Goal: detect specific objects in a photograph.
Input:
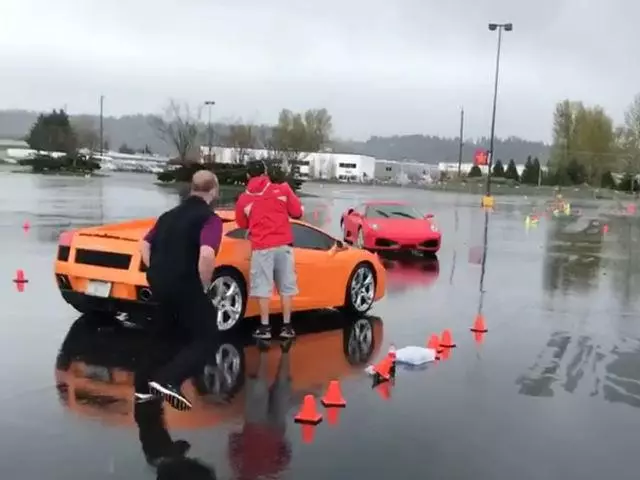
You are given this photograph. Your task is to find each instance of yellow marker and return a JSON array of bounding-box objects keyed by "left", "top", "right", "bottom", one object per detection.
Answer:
[{"left": 481, "top": 195, "right": 494, "bottom": 208}]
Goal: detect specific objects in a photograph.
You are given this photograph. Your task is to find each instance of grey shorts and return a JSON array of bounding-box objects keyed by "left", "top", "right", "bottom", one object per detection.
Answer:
[{"left": 249, "top": 245, "right": 299, "bottom": 298}]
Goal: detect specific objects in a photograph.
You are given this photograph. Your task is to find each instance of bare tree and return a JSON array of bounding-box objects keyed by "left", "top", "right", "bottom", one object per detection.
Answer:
[
  {"left": 224, "top": 123, "right": 256, "bottom": 163},
  {"left": 150, "top": 100, "right": 202, "bottom": 164}
]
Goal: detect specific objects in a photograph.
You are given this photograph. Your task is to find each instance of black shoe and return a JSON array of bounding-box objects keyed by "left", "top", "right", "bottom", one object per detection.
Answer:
[
  {"left": 148, "top": 381, "right": 193, "bottom": 411},
  {"left": 253, "top": 325, "right": 271, "bottom": 340},
  {"left": 280, "top": 325, "right": 296, "bottom": 339}
]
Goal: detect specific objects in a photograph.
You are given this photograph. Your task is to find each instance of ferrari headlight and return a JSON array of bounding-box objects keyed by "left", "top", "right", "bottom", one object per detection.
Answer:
[
  {"left": 430, "top": 224, "right": 438, "bottom": 232},
  {"left": 370, "top": 223, "right": 379, "bottom": 230}
]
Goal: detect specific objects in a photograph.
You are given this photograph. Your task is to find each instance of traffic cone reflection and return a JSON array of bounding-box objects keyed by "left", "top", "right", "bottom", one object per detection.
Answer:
[
  {"left": 427, "top": 334, "right": 443, "bottom": 353},
  {"left": 294, "top": 395, "right": 323, "bottom": 425},
  {"left": 440, "top": 329, "right": 456, "bottom": 348},
  {"left": 326, "top": 407, "right": 341, "bottom": 426},
  {"left": 374, "top": 380, "right": 392, "bottom": 400},
  {"left": 473, "top": 330, "right": 486, "bottom": 345},
  {"left": 301, "top": 424, "right": 316, "bottom": 444},
  {"left": 470, "top": 314, "right": 488, "bottom": 333},
  {"left": 13, "top": 269, "right": 28, "bottom": 292},
  {"left": 321, "top": 380, "right": 346, "bottom": 408},
  {"left": 22, "top": 221, "right": 30, "bottom": 232},
  {"left": 439, "top": 347, "right": 452, "bottom": 361}
]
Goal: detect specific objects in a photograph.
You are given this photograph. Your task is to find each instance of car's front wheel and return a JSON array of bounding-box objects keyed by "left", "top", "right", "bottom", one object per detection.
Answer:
[
  {"left": 343, "top": 262, "right": 376, "bottom": 315},
  {"left": 207, "top": 268, "right": 247, "bottom": 332}
]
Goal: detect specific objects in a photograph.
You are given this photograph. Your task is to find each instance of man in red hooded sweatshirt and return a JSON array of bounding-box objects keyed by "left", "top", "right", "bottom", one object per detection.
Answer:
[{"left": 235, "top": 160, "right": 304, "bottom": 340}]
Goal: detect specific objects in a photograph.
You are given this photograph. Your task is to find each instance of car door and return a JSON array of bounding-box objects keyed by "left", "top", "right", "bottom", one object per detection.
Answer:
[
  {"left": 343, "top": 204, "right": 365, "bottom": 242},
  {"left": 290, "top": 223, "right": 345, "bottom": 310},
  {"left": 222, "top": 227, "right": 278, "bottom": 315}
]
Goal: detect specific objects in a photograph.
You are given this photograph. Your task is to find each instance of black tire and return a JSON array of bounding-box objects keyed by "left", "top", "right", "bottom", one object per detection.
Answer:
[
  {"left": 342, "top": 262, "right": 376, "bottom": 315},
  {"left": 342, "top": 317, "right": 376, "bottom": 366},
  {"left": 207, "top": 267, "right": 248, "bottom": 332},
  {"left": 193, "top": 340, "right": 246, "bottom": 402}
]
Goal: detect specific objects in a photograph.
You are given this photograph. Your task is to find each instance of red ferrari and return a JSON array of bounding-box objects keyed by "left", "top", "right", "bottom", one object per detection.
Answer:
[{"left": 340, "top": 201, "right": 441, "bottom": 254}]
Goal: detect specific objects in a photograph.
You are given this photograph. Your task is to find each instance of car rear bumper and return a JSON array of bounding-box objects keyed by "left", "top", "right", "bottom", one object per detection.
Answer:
[{"left": 58, "top": 287, "right": 157, "bottom": 315}]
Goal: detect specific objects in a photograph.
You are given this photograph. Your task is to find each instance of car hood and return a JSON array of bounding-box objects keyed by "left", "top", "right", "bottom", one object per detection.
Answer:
[{"left": 366, "top": 218, "right": 434, "bottom": 234}]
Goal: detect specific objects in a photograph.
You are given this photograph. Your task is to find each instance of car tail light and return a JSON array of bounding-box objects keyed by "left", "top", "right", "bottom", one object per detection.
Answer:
[
  {"left": 59, "top": 231, "right": 74, "bottom": 246},
  {"left": 57, "top": 231, "right": 74, "bottom": 262}
]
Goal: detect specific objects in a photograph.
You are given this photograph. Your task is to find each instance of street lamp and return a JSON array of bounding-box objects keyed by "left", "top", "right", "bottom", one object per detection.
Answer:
[
  {"left": 204, "top": 100, "right": 215, "bottom": 162},
  {"left": 483, "top": 22, "right": 512, "bottom": 208}
]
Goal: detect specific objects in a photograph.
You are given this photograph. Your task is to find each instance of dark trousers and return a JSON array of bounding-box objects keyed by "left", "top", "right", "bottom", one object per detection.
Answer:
[{"left": 136, "top": 280, "right": 219, "bottom": 390}]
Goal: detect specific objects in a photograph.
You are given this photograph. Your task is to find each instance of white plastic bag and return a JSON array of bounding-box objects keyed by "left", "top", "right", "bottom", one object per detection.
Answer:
[{"left": 395, "top": 346, "right": 436, "bottom": 366}]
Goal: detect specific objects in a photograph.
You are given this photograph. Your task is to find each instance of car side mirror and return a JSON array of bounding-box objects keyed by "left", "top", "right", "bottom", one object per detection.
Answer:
[
  {"left": 330, "top": 240, "right": 347, "bottom": 255},
  {"left": 424, "top": 213, "right": 434, "bottom": 219}
]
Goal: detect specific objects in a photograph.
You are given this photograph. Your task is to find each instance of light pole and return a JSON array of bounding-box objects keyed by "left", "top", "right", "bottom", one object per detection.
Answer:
[
  {"left": 204, "top": 100, "right": 215, "bottom": 162},
  {"left": 483, "top": 22, "right": 512, "bottom": 207},
  {"left": 99, "top": 95, "right": 104, "bottom": 157},
  {"left": 457, "top": 107, "right": 464, "bottom": 178}
]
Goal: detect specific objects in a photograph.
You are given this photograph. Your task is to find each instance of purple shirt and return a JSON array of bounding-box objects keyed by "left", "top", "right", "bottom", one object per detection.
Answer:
[{"left": 144, "top": 214, "right": 223, "bottom": 253}]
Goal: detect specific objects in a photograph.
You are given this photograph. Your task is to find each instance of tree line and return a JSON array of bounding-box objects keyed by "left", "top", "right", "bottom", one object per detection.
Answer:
[{"left": 548, "top": 94, "right": 640, "bottom": 191}]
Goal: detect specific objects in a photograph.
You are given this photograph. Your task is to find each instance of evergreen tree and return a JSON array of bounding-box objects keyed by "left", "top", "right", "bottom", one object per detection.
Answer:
[
  {"left": 468, "top": 165, "right": 482, "bottom": 177},
  {"left": 504, "top": 159, "right": 520, "bottom": 181},
  {"left": 492, "top": 159, "right": 505, "bottom": 177},
  {"left": 26, "top": 109, "right": 77, "bottom": 153}
]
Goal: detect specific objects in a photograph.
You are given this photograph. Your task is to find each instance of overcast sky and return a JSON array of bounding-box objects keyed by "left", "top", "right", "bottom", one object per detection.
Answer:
[{"left": 1, "top": 0, "right": 638, "bottom": 142}]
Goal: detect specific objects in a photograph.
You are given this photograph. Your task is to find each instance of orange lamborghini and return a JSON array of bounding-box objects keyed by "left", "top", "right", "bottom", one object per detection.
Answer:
[
  {"left": 54, "top": 209, "right": 386, "bottom": 331},
  {"left": 54, "top": 312, "right": 384, "bottom": 429}
]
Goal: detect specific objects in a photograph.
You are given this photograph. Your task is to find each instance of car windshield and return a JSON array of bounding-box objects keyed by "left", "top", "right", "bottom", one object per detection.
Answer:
[{"left": 366, "top": 204, "right": 422, "bottom": 219}]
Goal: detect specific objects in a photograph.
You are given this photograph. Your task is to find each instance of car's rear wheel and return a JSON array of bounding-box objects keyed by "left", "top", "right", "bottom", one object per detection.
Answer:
[
  {"left": 343, "top": 262, "right": 376, "bottom": 315},
  {"left": 207, "top": 268, "right": 247, "bottom": 332}
]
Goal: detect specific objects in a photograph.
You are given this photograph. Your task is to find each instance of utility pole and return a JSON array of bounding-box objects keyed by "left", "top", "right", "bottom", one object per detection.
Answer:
[
  {"left": 457, "top": 107, "right": 464, "bottom": 177},
  {"left": 204, "top": 100, "right": 215, "bottom": 162},
  {"left": 99, "top": 95, "right": 104, "bottom": 157}
]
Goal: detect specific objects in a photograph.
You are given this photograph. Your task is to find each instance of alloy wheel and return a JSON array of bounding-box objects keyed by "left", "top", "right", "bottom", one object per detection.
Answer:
[
  {"left": 350, "top": 266, "right": 375, "bottom": 312},
  {"left": 208, "top": 275, "right": 243, "bottom": 331}
]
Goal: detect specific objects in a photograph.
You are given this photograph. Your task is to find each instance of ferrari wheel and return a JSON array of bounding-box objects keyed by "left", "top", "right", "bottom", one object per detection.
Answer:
[{"left": 343, "top": 263, "right": 376, "bottom": 315}]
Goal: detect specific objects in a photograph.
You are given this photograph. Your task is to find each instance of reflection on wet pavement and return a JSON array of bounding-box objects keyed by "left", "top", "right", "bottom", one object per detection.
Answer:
[
  {"left": 517, "top": 330, "right": 640, "bottom": 409},
  {"left": 54, "top": 311, "right": 382, "bottom": 431},
  {"left": 4, "top": 170, "right": 640, "bottom": 479}
]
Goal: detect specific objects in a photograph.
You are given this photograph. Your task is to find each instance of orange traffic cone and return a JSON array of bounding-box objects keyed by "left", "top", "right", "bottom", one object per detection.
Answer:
[
  {"left": 22, "top": 221, "right": 30, "bottom": 232},
  {"left": 427, "top": 334, "right": 443, "bottom": 353},
  {"left": 326, "top": 407, "right": 341, "bottom": 426},
  {"left": 470, "top": 314, "right": 488, "bottom": 333},
  {"left": 301, "top": 423, "right": 316, "bottom": 444},
  {"left": 473, "top": 330, "right": 486, "bottom": 345},
  {"left": 373, "top": 355, "right": 394, "bottom": 382},
  {"left": 321, "top": 380, "right": 346, "bottom": 408},
  {"left": 294, "top": 395, "right": 323, "bottom": 425},
  {"left": 440, "top": 329, "right": 456, "bottom": 348}
]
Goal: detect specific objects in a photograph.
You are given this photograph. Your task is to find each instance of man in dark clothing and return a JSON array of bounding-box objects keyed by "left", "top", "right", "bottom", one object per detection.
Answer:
[
  {"left": 134, "top": 396, "right": 217, "bottom": 480},
  {"left": 139, "top": 170, "right": 223, "bottom": 411}
]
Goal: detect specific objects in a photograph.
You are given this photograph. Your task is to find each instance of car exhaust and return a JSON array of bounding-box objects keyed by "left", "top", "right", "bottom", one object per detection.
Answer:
[{"left": 139, "top": 287, "right": 152, "bottom": 302}]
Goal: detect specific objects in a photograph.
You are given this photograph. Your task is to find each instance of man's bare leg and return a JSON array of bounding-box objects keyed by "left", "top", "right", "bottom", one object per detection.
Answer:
[
  {"left": 281, "top": 295, "right": 292, "bottom": 324},
  {"left": 259, "top": 297, "right": 270, "bottom": 326}
]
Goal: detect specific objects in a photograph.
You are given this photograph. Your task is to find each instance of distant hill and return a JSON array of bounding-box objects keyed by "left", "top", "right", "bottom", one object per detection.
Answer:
[{"left": 0, "top": 109, "right": 549, "bottom": 164}]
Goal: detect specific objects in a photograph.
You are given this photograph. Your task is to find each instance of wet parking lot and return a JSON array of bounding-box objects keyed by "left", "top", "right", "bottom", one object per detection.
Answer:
[{"left": 2, "top": 169, "right": 640, "bottom": 479}]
